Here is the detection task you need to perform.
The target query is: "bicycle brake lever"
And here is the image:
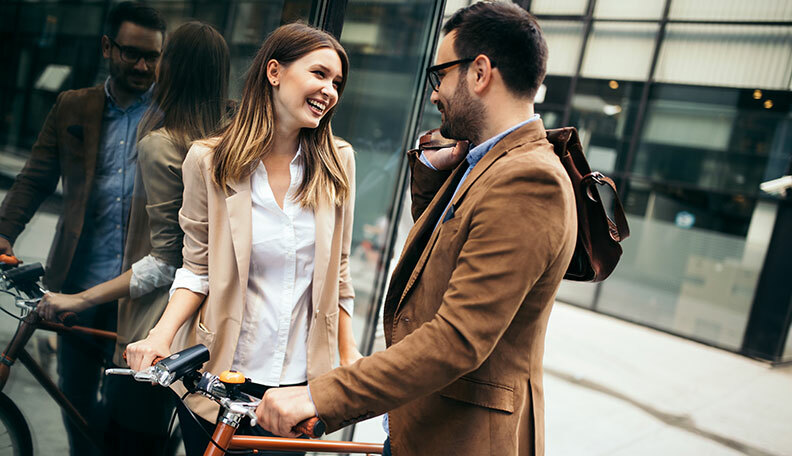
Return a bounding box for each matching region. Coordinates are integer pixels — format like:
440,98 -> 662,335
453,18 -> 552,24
105,367 -> 158,383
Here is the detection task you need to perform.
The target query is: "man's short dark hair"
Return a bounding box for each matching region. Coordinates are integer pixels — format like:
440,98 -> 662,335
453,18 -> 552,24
105,2 -> 167,38
443,1 -> 547,99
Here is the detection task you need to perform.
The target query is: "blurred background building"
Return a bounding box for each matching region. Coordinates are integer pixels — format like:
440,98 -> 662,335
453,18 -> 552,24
1,0 -> 791,447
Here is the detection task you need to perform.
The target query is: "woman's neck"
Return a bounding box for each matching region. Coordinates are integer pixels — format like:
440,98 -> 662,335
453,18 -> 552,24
269,122 -> 300,159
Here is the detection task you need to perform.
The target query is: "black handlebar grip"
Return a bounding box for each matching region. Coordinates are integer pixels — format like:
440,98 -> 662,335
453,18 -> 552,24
155,344 -> 210,381
58,312 -> 79,327
293,417 -> 326,438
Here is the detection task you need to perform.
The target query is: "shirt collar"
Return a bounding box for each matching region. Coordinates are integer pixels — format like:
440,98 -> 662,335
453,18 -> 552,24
466,114 -> 541,168
103,76 -> 154,111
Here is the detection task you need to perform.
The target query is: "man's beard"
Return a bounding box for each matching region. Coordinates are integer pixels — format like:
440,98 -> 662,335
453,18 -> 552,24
108,59 -> 153,94
438,75 -> 484,144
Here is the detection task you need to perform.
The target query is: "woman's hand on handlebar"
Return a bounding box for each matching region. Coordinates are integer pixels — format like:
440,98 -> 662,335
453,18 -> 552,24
37,292 -> 90,321
125,333 -> 172,371
257,386 -> 317,438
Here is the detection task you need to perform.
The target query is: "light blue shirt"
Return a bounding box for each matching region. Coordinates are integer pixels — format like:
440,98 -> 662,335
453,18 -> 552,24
64,78 -> 152,290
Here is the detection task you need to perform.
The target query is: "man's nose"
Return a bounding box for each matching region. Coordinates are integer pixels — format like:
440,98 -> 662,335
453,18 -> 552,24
430,90 -> 439,104
133,57 -> 150,72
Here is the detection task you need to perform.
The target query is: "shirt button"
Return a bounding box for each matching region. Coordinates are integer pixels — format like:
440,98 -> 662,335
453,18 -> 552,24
118,168 -> 123,173
120,140 -> 125,145
116,254 -> 121,259
116,224 -> 121,229
116,197 -> 121,202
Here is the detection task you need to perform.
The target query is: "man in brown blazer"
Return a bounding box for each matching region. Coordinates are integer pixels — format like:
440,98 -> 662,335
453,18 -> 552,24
258,3 -> 576,455
0,3 -> 165,454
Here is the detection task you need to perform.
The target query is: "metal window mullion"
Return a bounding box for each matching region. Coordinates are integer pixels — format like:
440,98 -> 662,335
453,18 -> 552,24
561,0 -> 597,127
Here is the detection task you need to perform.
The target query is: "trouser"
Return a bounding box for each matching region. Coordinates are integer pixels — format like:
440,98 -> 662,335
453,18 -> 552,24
103,373 -> 177,456
56,300 -> 117,456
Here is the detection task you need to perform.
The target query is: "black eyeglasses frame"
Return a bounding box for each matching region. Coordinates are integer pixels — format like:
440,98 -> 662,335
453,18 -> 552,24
107,36 -> 161,66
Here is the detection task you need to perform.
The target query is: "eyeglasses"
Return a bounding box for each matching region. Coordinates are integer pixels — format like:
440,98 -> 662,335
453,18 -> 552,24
108,37 -> 161,66
426,58 -> 474,92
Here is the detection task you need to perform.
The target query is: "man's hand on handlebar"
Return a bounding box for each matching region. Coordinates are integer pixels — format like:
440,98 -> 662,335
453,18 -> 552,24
125,334 -> 172,371
37,292 -> 90,321
257,386 -> 317,438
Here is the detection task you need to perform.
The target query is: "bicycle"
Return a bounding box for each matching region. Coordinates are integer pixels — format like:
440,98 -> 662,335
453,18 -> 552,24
0,255 -> 180,456
109,344 -> 384,455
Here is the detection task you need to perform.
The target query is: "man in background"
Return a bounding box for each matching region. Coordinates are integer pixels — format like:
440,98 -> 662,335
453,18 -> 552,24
0,3 -> 165,454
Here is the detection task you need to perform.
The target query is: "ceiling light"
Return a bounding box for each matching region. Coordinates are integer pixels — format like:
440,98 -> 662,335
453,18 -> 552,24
753,89 -> 762,100
608,80 -> 619,90
764,99 -> 773,109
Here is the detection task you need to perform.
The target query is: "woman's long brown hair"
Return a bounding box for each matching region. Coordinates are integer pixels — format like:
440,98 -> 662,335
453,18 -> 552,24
137,21 -> 230,152
211,23 -> 351,207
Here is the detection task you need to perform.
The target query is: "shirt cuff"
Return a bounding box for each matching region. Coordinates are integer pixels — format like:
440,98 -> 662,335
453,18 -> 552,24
130,255 -> 177,299
418,151 -> 438,170
169,267 -> 208,298
306,385 -> 319,417
339,297 -> 354,317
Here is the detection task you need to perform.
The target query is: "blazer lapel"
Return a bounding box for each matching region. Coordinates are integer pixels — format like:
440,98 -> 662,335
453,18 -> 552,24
394,120 -> 548,312
225,178 -> 252,296
312,199 -> 333,313
386,159 -> 469,312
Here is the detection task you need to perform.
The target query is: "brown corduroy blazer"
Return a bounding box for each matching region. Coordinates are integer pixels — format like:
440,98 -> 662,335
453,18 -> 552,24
171,139 -> 356,421
309,120 -> 577,456
0,85 -> 106,291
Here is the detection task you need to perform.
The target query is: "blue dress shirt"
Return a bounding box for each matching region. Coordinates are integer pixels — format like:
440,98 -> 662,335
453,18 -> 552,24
64,78 -> 152,290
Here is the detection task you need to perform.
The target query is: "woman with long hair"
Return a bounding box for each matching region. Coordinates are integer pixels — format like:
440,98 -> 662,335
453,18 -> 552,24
125,23 -> 360,455
37,21 -> 232,453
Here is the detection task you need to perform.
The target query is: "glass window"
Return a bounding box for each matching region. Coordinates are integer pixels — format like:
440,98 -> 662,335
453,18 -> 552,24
540,20 -> 584,77
669,0 -> 792,22
656,24 -> 792,90
333,0 -> 442,349
581,22 -> 659,81
784,317 -> 792,362
631,84 -> 792,196
594,0 -> 665,20
530,0 -> 589,16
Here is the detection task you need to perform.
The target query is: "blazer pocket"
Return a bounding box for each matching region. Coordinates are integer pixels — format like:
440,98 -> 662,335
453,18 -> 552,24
440,376 -> 515,413
195,320 -> 216,350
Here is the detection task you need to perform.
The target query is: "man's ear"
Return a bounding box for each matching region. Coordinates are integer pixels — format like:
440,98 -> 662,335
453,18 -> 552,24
101,35 -> 112,59
469,54 -> 495,95
266,59 -> 281,87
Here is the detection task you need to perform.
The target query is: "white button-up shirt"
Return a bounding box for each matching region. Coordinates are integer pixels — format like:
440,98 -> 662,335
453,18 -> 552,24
171,148 -> 339,386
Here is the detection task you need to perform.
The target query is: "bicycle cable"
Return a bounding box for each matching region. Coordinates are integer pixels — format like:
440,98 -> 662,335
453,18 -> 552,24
0,289 -> 24,322
169,388 -> 256,455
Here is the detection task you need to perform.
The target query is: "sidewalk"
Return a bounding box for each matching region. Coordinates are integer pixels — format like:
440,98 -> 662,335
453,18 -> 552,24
541,302 -> 791,456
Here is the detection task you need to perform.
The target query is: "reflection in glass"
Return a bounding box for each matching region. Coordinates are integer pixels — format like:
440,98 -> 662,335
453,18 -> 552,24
539,20 -> 584,76
655,24 -> 792,90
333,0 -> 440,345
581,22 -> 658,81
594,0 -> 665,20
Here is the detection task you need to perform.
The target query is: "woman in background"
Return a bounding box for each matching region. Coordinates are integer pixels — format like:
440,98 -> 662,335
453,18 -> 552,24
38,21 -> 232,454
126,23 -> 360,455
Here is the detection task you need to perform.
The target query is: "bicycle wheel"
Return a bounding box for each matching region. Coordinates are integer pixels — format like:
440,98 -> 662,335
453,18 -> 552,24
0,392 -> 33,456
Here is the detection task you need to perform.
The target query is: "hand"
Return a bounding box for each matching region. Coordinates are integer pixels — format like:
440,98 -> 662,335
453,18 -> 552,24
423,140 -> 469,171
340,346 -> 363,367
0,237 -> 14,256
37,292 -> 89,321
256,386 -> 317,437
125,333 -> 172,371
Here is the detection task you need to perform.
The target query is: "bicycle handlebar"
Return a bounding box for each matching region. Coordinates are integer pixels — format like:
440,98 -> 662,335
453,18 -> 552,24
109,344 -> 327,438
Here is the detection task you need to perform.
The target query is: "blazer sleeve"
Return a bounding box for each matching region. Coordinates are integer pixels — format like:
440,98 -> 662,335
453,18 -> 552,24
0,94 -> 63,242
407,149 -> 452,222
138,132 -> 186,267
308,164 -> 575,432
178,145 -> 210,276
336,139 -> 356,302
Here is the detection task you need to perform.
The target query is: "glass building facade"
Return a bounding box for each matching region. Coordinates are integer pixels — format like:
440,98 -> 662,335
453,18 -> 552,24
1,0 -> 791,446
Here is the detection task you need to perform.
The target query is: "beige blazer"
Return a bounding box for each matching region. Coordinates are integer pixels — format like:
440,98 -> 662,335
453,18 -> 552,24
310,120 -> 577,455
171,138 -> 355,421
114,129 -> 186,366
